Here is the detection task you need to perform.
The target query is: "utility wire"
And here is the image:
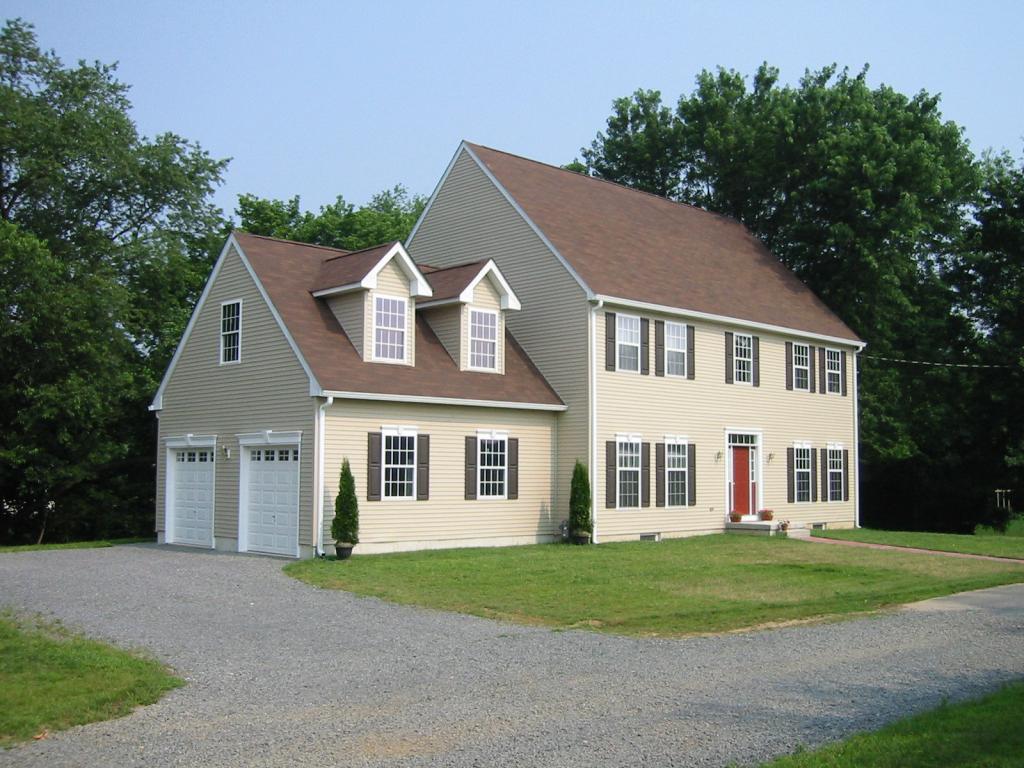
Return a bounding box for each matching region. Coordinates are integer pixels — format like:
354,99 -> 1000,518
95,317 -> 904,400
861,354 -> 1012,370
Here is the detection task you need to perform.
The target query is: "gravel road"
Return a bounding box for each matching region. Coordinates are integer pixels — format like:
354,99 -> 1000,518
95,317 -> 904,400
1,544 -> 1022,767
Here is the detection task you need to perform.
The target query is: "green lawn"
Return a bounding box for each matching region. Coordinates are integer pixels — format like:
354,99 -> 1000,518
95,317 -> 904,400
0,613 -> 182,747
814,525 -> 1024,560
0,538 -> 152,554
284,535 -> 1024,636
763,682 -> 1024,767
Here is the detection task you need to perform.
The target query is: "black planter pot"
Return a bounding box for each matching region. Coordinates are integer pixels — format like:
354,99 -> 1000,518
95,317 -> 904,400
571,532 -> 591,545
335,544 -> 354,560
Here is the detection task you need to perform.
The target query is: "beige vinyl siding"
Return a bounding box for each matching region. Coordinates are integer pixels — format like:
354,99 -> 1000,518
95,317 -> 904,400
326,292 -> 365,357
465,276 -> 505,373
155,244 -> 316,547
322,400 -> 556,548
408,148 -> 590,519
596,308 -> 857,539
367,259 -> 416,364
421,304 -> 461,365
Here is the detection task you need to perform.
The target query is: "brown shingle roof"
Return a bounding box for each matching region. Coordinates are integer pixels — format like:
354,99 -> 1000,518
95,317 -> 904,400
421,260 -> 488,302
465,143 -> 861,342
311,241 -> 395,294
233,232 -> 563,407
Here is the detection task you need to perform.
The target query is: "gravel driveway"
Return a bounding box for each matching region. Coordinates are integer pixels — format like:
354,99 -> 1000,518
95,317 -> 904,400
1,544 -> 1023,767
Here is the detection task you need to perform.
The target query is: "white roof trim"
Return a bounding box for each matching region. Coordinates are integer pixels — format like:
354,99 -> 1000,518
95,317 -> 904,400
594,294 -> 865,350
310,242 -> 432,298
310,282 -> 361,298
460,260 -> 521,310
322,389 -> 566,412
148,234 -> 323,412
406,142 -> 594,301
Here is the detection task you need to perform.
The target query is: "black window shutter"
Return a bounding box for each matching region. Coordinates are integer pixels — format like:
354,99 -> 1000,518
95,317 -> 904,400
819,347 -> 827,394
605,440 -> 616,508
687,325 -> 695,379
464,436 -> 477,500
641,442 -> 651,506
820,448 -> 828,501
843,448 -> 850,501
785,342 -> 793,390
809,346 -> 817,393
752,336 -> 760,387
507,438 -> 519,500
654,320 -> 665,377
811,448 -> 818,502
640,318 -> 650,375
725,331 -> 734,384
787,446 -> 795,503
687,443 -> 697,506
841,351 -> 848,396
416,434 -> 430,500
367,432 -> 382,501
605,312 -> 616,371
655,443 -> 665,507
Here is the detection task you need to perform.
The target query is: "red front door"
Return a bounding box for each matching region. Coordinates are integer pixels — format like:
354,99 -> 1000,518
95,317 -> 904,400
731,446 -> 751,516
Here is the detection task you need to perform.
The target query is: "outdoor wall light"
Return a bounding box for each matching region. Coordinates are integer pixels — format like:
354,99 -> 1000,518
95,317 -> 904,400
222,445 -> 231,460
767,452 -> 775,463
714,450 -> 723,462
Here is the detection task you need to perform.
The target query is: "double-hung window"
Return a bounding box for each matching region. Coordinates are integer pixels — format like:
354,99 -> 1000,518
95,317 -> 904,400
794,444 -> 812,502
665,440 -> 688,506
382,429 -> 416,499
617,437 -> 641,508
374,295 -> 407,361
792,343 -> 810,391
616,314 -> 641,372
827,447 -> 844,502
220,300 -> 241,364
469,309 -> 498,370
478,434 -> 507,499
734,333 -> 753,384
825,348 -> 842,393
665,321 -> 687,377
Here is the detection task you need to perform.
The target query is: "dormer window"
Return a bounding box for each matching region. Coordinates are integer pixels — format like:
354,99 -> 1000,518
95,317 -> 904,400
220,300 -> 241,364
374,295 -> 407,362
469,309 -> 498,370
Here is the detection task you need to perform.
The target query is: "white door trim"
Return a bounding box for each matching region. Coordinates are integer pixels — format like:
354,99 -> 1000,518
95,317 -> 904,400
237,432 -> 302,557
724,428 -> 764,522
164,434 -> 217,549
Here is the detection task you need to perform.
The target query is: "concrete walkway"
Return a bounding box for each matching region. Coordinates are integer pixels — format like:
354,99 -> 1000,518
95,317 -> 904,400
806,534 -> 1024,563
1,544 -> 1023,768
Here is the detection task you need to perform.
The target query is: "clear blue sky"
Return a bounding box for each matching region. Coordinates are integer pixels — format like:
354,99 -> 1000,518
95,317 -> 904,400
7,0 -> 1023,217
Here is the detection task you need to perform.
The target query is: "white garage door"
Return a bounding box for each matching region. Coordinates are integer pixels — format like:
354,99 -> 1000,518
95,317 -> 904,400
246,446 -> 299,556
170,449 -> 214,547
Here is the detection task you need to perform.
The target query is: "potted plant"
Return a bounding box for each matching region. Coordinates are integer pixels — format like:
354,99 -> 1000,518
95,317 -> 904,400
728,511 -> 742,523
331,458 -> 359,559
569,460 -> 592,544
759,509 -> 774,521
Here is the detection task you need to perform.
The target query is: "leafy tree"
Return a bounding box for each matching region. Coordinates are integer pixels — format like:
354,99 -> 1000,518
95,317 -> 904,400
569,460 -> 592,535
0,19 -> 227,544
236,185 -> 426,251
331,459 -> 359,545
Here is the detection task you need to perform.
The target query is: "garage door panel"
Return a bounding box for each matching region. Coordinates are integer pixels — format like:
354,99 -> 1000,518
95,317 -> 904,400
170,448 -> 214,547
245,445 -> 299,556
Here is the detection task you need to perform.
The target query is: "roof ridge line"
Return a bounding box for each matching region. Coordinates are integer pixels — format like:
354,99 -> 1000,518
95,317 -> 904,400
234,231 -> 354,257
320,240 -> 400,263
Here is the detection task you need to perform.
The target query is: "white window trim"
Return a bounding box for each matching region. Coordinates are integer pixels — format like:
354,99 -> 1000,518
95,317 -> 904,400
792,342 -> 811,392
664,435 -> 689,508
733,332 -> 753,386
616,433 -> 642,509
825,347 -> 843,394
219,299 -> 242,365
664,321 -> 688,378
793,441 -> 813,504
477,429 -> 509,500
382,425 -> 418,500
467,307 -> 499,372
372,293 -> 409,364
615,313 -> 642,374
826,443 -> 845,502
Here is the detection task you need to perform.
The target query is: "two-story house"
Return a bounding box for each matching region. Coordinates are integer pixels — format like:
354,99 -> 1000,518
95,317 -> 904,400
150,141 -> 862,557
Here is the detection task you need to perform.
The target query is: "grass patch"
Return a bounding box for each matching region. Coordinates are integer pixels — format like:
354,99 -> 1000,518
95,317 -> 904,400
0,612 -> 182,747
814,527 -> 1024,560
284,535 -> 1024,636
0,538 -> 152,554
763,682 -> 1024,767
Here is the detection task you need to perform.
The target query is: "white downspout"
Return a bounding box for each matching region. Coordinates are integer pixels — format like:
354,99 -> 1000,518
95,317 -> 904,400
589,299 -> 604,543
314,395 -> 334,556
852,351 -> 861,528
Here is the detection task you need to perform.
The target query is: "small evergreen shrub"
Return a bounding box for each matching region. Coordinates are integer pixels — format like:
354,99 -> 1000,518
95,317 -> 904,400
569,460 -> 592,534
331,459 -> 359,544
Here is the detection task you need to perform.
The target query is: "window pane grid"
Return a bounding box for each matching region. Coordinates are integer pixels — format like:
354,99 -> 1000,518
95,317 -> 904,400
617,315 -> 640,371
827,448 -> 843,501
826,349 -> 842,393
666,442 -> 688,506
375,297 -> 406,360
665,322 -> 687,376
734,334 -> 752,383
617,440 -> 641,508
221,302 -> 240,363
478,438 -> 506,498
384,434 -> 415,498
794,447 -> 811,502
470,310 -> 497,369
793,343 -> 810,390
